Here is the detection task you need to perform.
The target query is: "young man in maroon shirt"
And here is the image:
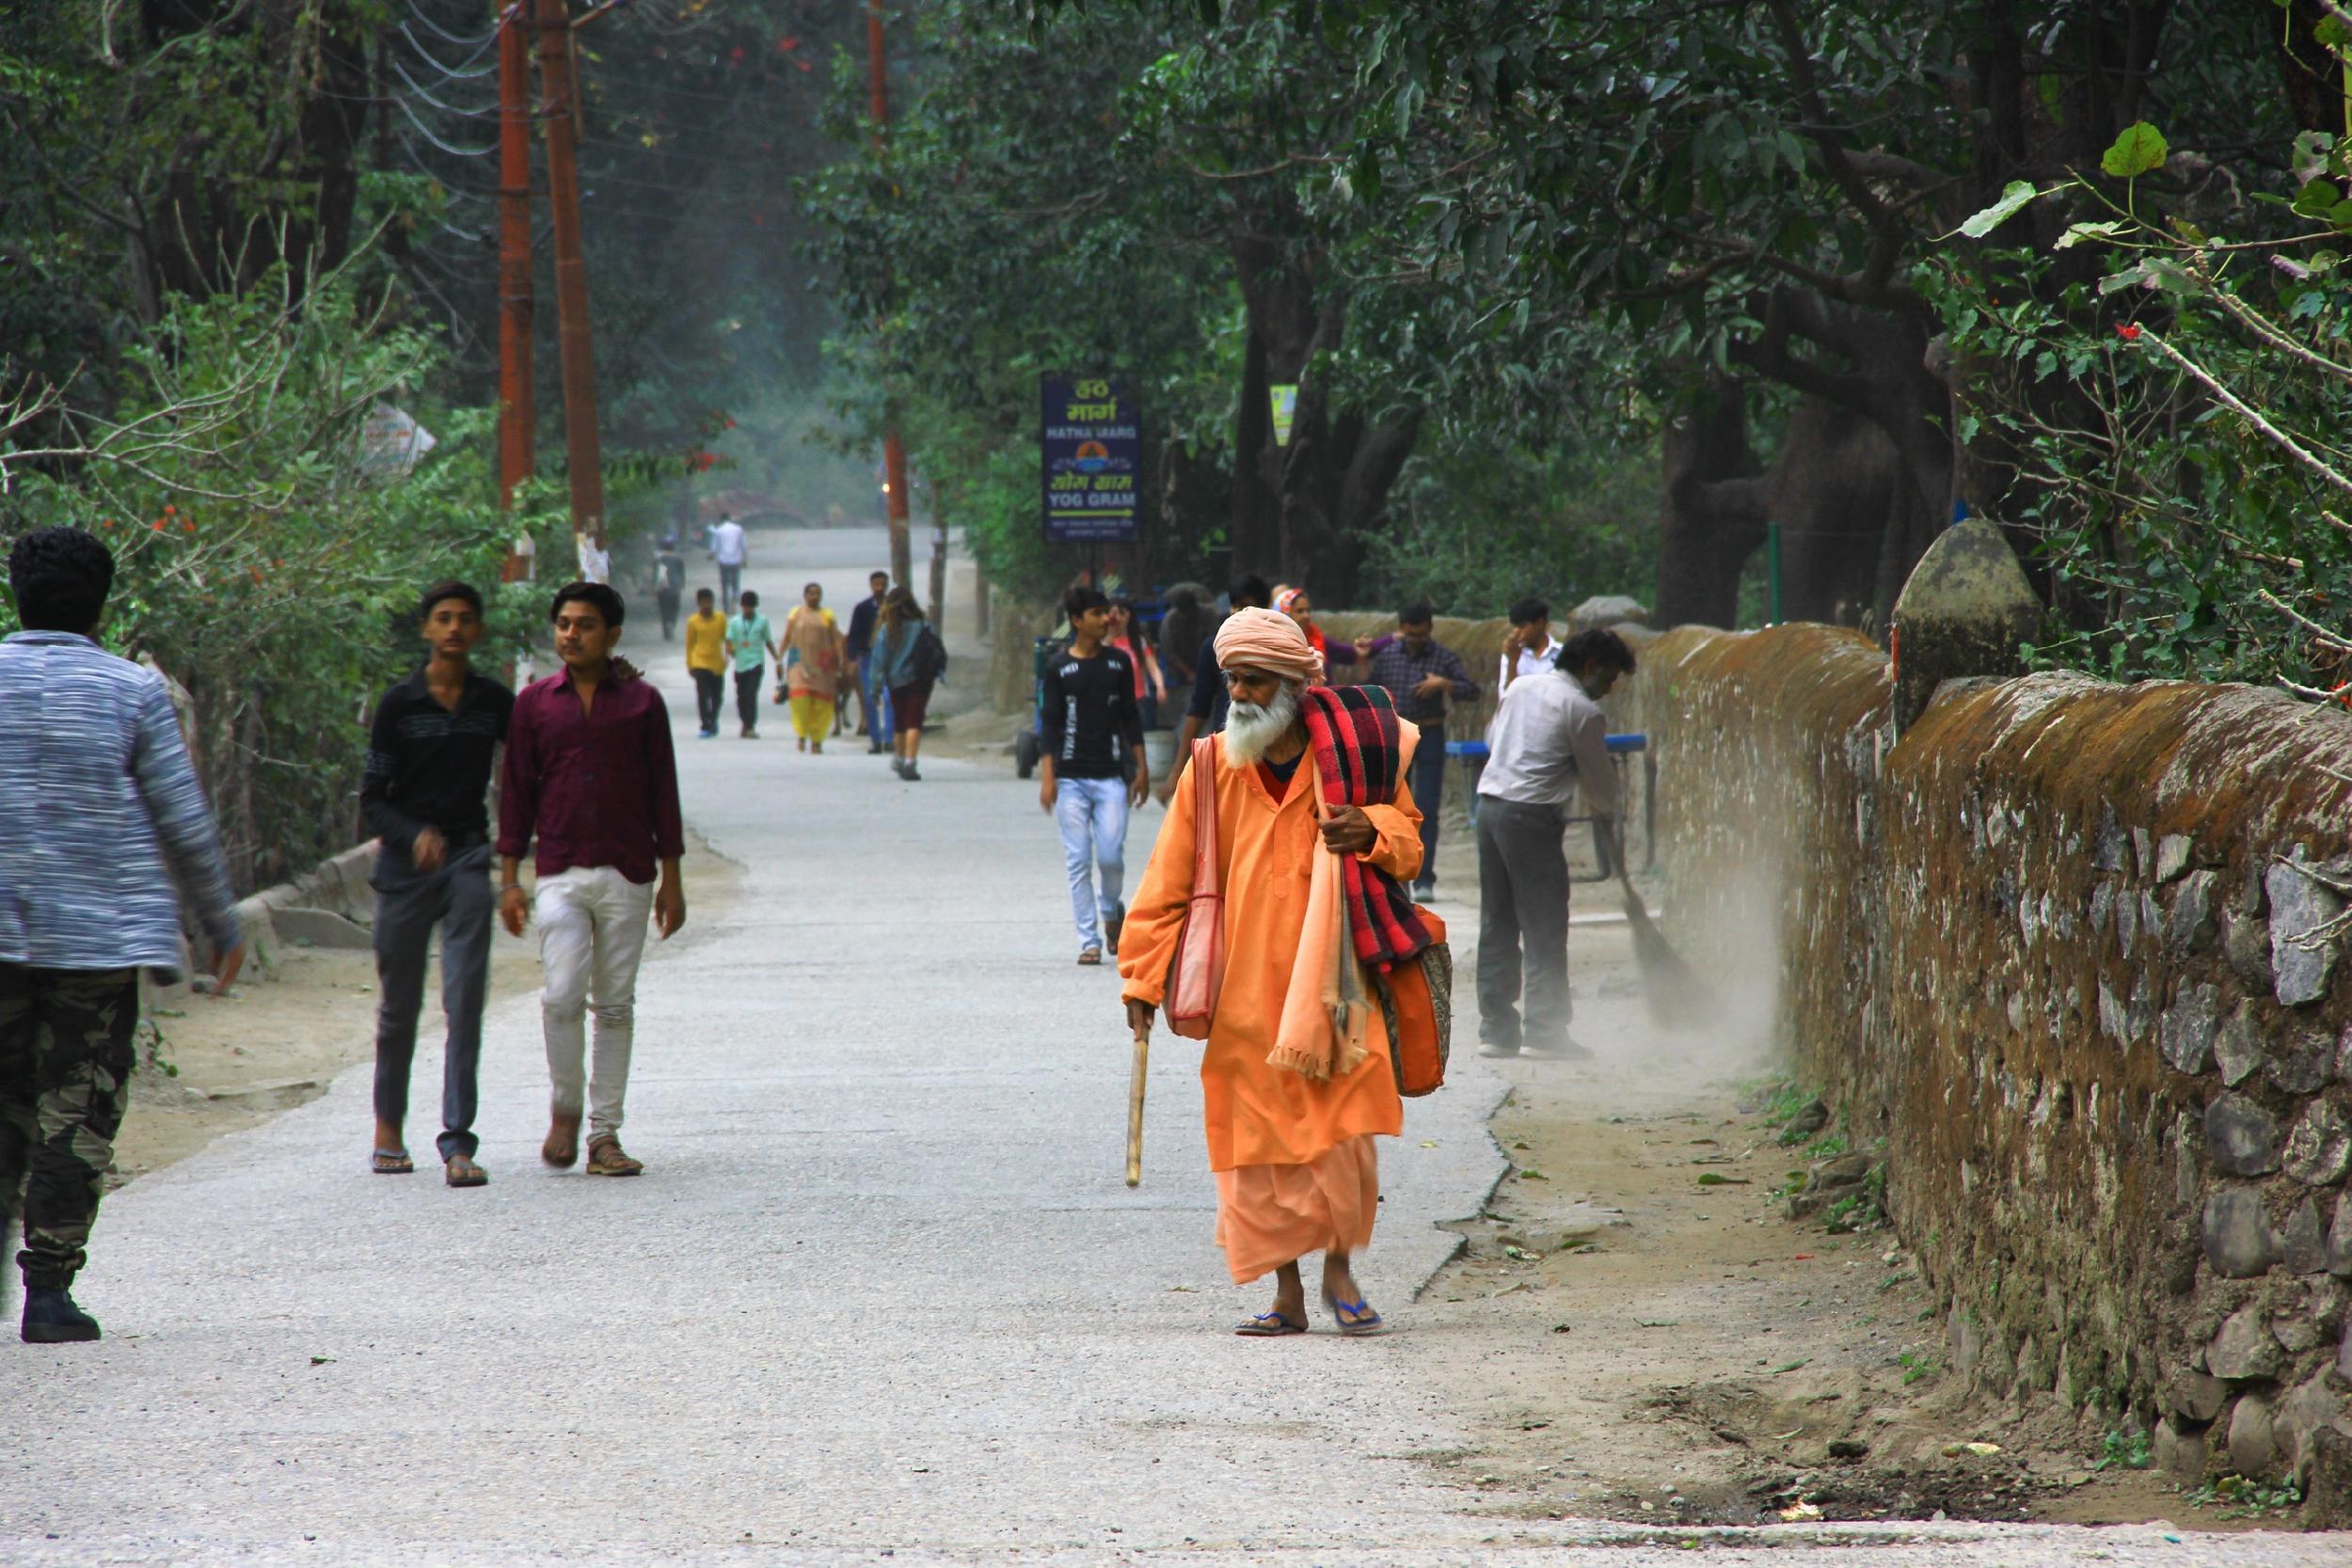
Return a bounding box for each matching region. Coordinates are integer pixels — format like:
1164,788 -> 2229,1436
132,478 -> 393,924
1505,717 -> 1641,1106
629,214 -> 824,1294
497,582 -> 688,1178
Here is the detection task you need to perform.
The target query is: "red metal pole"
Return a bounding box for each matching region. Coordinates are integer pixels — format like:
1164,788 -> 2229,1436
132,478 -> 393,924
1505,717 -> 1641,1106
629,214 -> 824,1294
866,0 -> 914,589
496,5 -> 536,579
534,0 -> 608,562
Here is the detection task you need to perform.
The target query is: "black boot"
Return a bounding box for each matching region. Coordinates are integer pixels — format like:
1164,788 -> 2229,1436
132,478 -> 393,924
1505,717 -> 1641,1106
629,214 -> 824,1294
22,1286 -> 101,1344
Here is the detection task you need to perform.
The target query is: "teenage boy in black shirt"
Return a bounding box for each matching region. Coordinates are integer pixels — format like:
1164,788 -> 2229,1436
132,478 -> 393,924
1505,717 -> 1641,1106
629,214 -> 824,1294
359,581 -> 516,1187
1039,586 -> 1148,964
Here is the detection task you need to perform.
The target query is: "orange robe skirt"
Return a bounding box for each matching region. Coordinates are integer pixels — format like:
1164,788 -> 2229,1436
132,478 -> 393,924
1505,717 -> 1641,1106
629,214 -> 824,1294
1119,724 -> 1424,1283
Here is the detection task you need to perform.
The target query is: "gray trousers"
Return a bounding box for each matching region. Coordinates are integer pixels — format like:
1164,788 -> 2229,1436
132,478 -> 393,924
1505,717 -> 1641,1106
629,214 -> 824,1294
372,843 -> 495,1161
1475,798 -> 1571,1052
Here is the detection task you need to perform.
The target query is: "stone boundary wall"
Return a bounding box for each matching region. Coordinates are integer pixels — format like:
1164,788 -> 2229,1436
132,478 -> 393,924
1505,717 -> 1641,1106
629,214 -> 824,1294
1622,624 -> 2352,1488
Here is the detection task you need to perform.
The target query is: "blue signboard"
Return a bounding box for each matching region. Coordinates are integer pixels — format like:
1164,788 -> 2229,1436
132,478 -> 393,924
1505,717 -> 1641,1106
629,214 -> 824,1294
1041,375 -> 1139,544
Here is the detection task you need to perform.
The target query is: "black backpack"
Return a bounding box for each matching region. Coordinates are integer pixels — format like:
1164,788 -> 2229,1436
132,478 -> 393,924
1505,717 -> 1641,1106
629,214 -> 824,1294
907,624 -> 949,685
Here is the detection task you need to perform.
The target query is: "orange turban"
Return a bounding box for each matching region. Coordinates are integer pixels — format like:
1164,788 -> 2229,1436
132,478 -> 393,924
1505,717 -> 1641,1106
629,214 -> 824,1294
1214,606 -> 1325,686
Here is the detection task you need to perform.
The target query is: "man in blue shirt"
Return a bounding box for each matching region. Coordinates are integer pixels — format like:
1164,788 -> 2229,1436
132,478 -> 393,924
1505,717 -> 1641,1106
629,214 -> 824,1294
0,528 -> 242,1343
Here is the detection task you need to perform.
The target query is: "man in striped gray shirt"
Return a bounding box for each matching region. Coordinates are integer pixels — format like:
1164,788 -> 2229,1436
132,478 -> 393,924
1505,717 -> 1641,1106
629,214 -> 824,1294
0,527 -> 242,1344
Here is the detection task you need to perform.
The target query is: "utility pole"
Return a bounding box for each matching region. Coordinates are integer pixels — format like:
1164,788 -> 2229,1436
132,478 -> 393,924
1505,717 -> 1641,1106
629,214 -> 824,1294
534,0 -> 608,574
865,0 -> 913,589
495,3 -> 536,581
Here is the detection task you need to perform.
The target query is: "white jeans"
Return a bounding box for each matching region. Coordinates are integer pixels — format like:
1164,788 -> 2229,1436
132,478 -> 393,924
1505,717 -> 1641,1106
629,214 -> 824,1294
535,865 -> 655,1141
1056,775 -> 1129,951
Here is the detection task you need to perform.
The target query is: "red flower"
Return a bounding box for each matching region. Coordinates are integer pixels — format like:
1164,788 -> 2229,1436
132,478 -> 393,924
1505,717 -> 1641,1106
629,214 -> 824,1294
2116,323 -> 2141,341
151,520 -> 166,531
163,503 -> 176,515
182,520 -> 196,533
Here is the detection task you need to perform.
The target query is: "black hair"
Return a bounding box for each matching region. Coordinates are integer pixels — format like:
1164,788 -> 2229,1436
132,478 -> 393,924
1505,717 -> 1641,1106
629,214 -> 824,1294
739,589 -> 760,610
869,568 -> 890,582
1064,585 -> 1110,619
418,579 -> 484,621
548,580 -> 626,627
1398,600 -> 1435,626
1557,627 -> 1637,676
1508,596 -> 1549,628
1229,574 -> 1272,610
695,586 -> 715,601
8,527 -> 114,633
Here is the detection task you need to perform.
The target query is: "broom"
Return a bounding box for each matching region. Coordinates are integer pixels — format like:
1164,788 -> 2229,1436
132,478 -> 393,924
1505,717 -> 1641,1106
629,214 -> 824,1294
1611,818 -> 1717,1029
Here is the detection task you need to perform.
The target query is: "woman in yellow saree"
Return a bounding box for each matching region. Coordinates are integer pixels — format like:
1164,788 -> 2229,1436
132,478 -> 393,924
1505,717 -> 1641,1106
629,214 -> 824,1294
782,581 -> 847,752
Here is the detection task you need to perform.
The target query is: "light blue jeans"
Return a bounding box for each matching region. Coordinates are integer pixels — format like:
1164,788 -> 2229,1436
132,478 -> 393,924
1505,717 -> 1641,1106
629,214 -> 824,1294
1056,775 -> 1129,952
859,653 -> 893,747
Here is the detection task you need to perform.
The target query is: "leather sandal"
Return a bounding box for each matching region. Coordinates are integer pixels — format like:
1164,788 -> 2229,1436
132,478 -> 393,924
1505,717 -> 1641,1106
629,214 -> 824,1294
444,1154 -> 488,1188
584,1135 -> 644,1178
542,1111 -> 581,1169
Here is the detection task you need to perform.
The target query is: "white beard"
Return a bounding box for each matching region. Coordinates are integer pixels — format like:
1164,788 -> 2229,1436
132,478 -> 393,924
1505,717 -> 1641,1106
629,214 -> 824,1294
1224,682 -> 1302,766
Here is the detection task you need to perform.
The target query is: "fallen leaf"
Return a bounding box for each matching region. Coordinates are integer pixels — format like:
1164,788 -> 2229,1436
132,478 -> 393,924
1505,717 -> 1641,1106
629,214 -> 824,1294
1778,1500 -> 1823,1522
310,1355 -> 335,1366
1551,1323 -> 1574,1334
1964,1441 -> 2002,1456
1771,1358 -> 1810,1374
1166,1285 -> 1199,1292
1635,1319 -> 1678,1328
1696,1173 -> 1749,1186
1419,1138 -> 1438,1148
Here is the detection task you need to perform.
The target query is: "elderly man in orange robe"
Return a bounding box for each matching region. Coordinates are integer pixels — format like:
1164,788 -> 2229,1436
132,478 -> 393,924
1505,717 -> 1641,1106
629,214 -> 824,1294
1120,608 -> 1426,1337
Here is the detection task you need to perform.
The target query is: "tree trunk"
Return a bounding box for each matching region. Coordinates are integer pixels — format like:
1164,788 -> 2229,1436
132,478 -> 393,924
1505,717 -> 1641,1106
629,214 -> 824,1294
1655,377 -> 1770,628
1229,223 -> 1421,606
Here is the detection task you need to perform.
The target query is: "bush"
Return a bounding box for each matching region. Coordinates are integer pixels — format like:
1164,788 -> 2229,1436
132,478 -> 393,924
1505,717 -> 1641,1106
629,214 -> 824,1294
1,269 -> 563,892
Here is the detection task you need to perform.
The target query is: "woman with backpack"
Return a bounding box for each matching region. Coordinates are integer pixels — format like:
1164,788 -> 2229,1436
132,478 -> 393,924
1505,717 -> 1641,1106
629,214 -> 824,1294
872,587 -> 946,781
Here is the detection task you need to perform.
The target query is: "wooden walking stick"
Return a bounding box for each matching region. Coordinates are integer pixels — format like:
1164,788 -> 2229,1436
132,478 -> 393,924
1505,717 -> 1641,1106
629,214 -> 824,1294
1125,1020 -> 1151,1187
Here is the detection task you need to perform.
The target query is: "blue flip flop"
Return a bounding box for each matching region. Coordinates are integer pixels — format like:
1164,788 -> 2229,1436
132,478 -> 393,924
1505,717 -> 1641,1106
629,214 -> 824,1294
1234,1312 -> 1308,1337
1323,1292 -> 1387,1337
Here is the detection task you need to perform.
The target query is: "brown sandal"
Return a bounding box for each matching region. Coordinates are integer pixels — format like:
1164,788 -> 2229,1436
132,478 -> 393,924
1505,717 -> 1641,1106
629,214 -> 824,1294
584,1135 -> 644,1178
444,1154 -> 488,1188
542,1111 -> 581,1169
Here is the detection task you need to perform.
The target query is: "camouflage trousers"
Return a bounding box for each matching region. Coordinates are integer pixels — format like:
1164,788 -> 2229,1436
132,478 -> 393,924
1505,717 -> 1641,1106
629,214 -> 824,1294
0,965 -> 138,1289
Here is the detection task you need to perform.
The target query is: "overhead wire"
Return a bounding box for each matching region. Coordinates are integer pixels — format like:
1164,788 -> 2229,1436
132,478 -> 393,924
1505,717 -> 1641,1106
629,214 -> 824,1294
397,21 -> 503,80
398,3 -> 500,52
391,59 -> 501,119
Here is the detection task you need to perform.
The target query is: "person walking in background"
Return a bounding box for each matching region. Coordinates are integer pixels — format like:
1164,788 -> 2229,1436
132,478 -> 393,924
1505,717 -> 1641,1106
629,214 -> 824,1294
1499,597 -> 1559,690
845,569 -> 892,753
781,581 -> 847,755
684,588 -> 726,738
707,512 -> 747,607
725,590 -> 777,740
1364,601 -> 1478,901
1271,586 -> 1365,673
1473,628 -> 1636,1062
1105,596 -> 1166,734
0,528 -> 243,1343
1117,609 -> 1427,1337
498,583 -> 687,1180
359,580 -> 514,1188
653,538 -> 685,641
872,586 -> 946,782
1039,587 -> 1148,965
1162,573 -> 1269,801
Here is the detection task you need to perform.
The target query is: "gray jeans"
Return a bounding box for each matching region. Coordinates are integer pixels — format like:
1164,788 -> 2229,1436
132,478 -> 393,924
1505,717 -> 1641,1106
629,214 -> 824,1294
1475,798 -> 1571,1053
372,842 -> 495,1161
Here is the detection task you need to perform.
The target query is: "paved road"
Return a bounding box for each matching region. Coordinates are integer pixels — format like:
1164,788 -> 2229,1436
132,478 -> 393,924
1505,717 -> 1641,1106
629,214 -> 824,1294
2,539 -> 2340,1564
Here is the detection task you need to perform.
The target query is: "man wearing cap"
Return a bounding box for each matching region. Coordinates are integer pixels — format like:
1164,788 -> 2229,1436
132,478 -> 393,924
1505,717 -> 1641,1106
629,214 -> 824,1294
1118,609 -> 1427,1338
